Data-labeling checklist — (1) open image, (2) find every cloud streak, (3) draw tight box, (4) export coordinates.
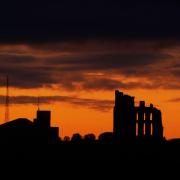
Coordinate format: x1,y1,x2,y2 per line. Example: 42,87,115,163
0,95,114,112
166,98,180,103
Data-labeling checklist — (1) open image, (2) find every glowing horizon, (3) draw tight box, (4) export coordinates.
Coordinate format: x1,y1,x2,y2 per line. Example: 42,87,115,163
0,86,179,140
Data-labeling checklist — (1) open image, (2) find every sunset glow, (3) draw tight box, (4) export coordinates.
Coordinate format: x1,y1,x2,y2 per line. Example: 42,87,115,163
0,40,179,139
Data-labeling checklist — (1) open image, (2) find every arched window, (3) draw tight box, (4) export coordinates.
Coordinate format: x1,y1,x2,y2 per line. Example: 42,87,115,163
151,123,153,136
136,123,138,136
143,112,146,121
136,112,139,121
150,113,153,121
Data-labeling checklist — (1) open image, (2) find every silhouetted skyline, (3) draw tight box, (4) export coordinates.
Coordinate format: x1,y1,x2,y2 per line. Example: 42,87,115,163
0,90,167,145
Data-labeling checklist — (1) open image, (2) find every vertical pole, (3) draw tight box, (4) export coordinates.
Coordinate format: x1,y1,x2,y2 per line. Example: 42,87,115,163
5,76,9,123
37,96,40,111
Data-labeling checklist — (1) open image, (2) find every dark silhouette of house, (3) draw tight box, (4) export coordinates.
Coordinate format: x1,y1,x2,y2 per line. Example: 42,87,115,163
0,110,59,144
113,90,164,142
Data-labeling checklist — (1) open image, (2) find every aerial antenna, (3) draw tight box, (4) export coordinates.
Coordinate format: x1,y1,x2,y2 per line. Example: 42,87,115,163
5,75,9,123
37,95,40,111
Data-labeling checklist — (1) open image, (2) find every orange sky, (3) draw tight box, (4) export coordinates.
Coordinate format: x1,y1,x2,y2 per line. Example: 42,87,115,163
0,41,179,139
0,87,179,140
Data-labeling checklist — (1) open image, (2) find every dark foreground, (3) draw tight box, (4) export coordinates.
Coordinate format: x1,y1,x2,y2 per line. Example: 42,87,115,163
0,141,179,179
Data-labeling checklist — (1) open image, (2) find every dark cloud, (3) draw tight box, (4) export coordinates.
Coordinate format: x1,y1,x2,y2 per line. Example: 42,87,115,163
47,52,170,71
0,54,37,64
0,65,58,88
0,2,179,95
0,95,113,112
0,40,179,90
0,1,180,43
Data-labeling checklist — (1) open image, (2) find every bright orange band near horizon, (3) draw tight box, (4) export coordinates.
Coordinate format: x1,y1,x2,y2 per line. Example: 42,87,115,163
0,87,179,140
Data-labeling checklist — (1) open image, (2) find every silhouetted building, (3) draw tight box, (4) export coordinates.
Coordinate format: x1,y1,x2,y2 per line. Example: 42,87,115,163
0,118,35,144
0,110,60,145
33,110,59,143
113,90,164,142
34,110,51,128
113,90,136,141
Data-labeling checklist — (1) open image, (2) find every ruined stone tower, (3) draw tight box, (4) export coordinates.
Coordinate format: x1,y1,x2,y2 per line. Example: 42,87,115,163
113,90,163,142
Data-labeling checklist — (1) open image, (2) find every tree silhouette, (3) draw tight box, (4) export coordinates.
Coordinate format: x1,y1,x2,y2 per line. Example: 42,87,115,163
84,133,96,143
71,133,83,143
63,136,71,143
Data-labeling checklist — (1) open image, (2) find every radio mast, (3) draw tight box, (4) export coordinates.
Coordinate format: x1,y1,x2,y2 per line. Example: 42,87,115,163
5,76,9,123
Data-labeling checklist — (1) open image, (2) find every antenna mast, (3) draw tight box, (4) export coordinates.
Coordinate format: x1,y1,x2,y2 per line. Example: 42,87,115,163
37,95,40,111
5,76,9,123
